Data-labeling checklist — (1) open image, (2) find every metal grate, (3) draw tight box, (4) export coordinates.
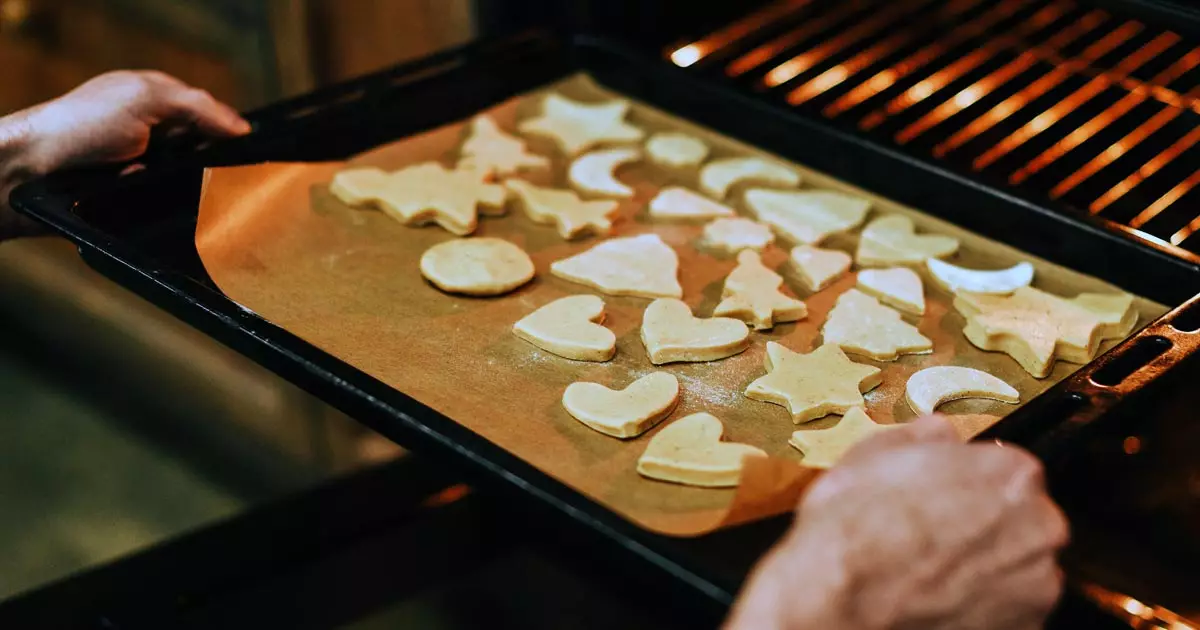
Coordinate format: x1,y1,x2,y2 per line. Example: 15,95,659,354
668,0,1200,257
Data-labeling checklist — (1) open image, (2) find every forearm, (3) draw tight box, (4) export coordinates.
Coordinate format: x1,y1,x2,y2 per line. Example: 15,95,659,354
0,108,50,240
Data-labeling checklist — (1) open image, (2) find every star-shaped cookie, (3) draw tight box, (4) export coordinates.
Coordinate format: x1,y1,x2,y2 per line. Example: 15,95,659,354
714,250,807,330
456,114,549,178
954,287,1137,378
330,163,506,236
745,342,882,424
789,407,900,468
518,93,645,155
505,179,619,240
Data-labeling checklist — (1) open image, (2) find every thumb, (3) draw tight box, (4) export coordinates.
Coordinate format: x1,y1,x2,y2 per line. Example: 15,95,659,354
841,414,959,463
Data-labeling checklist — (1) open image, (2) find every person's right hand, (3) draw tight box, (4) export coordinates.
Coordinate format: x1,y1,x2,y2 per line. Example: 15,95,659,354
726,416,1069,630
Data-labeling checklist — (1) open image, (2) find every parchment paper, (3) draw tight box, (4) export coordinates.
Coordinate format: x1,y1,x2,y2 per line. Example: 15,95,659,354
195,74,1166,536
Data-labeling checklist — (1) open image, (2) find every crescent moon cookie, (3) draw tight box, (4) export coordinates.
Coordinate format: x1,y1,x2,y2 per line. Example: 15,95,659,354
562,372,679,438
330,163,506,236
714,250,808,330
790,245,852,292
568,147,641,198
645,131,710,168
648,187,736,221
954,287,1137,378
744,189,871,245
822,289,933,361
701,217,776,254
641,298,751,364
505,179,619,240
927,259,1034,295
550,234,682,299
419,238,535,296
789,407,901,469
512,295,616,362
905,366,1019,416
699,157,801,199
745,342,882,424
856,267,926,316
856,215,960,267
518,93,645,155
636,412,766,488
456,114,549,178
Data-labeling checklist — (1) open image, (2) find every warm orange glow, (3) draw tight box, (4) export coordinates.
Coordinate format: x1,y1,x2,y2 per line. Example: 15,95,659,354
1170,210,1200,246
1122,436,1142,455
824,0,1035,118
669,0,815,69
1090,125,1200,214
978,31,1174,171
670,44,705,68
1052,106,1182,198
421,484,472,508
1130,168,1200,229
893,10,1105,143
786,0,984,106
727,1,863,77
1011,92,1146,184
933,20,1140,159
763,0,935,87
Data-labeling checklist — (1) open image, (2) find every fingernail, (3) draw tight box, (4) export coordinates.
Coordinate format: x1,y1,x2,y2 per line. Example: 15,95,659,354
234,118,252,134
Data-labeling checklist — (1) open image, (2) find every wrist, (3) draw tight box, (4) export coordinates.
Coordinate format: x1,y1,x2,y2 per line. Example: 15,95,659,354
0,108,54,239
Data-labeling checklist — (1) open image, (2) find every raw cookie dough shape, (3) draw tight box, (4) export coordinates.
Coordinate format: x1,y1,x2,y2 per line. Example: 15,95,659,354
641,298,751,364
822,289,933,360
330,163,507,236
562,372,680,438
857,267,926,316
550,234,682,298
905,366,1019,416
954,287,1137,378
419,238,535,296
512,295,616,361
714,250,808,330
701,217,776,253
926,259,1034,295
745,342,883,424
789,407,900,469
645,131,709,168
456,114,549,178
744,189,871,245
700,157,801,199
636,412,766,488
856,215,960,267
568,147,641,198
505,179,619,240
648,187,736,220
790,245,852,292
517,93,645,155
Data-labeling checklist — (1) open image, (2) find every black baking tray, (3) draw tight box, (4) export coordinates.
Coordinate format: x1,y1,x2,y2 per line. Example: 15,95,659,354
11,31,1200,625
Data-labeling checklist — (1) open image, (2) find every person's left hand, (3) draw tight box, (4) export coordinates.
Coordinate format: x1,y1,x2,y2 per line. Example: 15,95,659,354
20,70,251,172
0,70,250,237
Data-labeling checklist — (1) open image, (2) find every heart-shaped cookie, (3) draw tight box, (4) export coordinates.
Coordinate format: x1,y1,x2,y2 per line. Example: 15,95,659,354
641,298,750,364
512,295,616,361
562,372,679,438
856,215,959,267
637,412,766,487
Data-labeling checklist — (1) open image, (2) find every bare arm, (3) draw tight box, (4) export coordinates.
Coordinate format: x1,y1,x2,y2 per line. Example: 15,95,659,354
0,70,251,239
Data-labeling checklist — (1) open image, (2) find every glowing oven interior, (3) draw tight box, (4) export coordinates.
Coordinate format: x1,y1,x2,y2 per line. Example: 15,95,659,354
668,0,1200,256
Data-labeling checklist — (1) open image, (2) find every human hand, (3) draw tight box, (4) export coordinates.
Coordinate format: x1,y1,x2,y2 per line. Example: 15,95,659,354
0,70,250,237
726,416,1068,630
20,70,251,171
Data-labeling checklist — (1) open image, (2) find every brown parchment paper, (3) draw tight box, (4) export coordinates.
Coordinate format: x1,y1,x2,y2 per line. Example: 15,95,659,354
195,74,1166,537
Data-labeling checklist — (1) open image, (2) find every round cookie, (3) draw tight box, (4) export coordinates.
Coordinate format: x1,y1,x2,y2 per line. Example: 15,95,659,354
420,238,535,296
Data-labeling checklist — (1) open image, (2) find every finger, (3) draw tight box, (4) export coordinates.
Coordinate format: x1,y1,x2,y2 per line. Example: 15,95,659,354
163,86,252,136
842,414,959,463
